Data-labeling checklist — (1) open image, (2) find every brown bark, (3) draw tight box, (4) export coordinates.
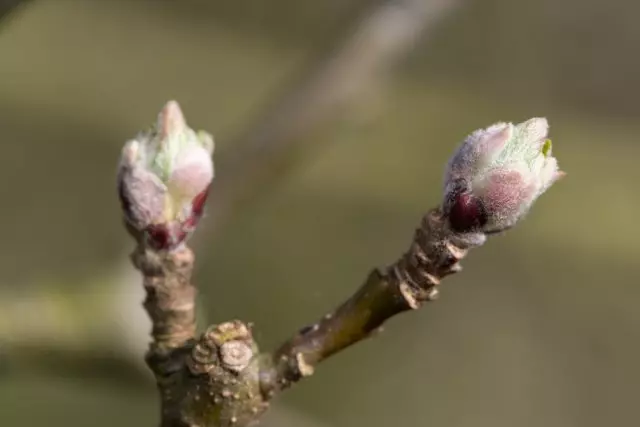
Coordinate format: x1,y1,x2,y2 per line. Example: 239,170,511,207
129,209,487,426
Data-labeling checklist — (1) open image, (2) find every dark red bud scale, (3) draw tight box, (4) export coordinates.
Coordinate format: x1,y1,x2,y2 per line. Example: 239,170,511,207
146,224,171,249
448,192,488,233
182,186,210,231
190,186,210,222
145,186,211,250
145,223,187,250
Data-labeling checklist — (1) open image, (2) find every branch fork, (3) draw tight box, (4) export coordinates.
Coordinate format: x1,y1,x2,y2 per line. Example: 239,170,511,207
119,102,563,427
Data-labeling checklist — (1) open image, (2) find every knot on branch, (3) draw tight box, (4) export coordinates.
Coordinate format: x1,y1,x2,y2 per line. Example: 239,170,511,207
390,209,483,308
188,321,256,376
180,321,270,427
220,341,253,373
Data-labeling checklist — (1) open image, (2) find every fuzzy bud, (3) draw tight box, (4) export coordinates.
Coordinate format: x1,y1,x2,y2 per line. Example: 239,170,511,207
117,101,214,250
443,118,563,233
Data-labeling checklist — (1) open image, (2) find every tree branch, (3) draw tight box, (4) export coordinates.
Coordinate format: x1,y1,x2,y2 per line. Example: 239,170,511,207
121,110,562,427
130,243,269,427
264,209,477,392
119,67,562,427
129,208,484,427
132,246,198,352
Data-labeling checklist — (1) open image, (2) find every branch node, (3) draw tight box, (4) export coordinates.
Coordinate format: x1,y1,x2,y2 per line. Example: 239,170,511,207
398,281,422,309
220,341,254,373
187,321,256,376
390,209,480,306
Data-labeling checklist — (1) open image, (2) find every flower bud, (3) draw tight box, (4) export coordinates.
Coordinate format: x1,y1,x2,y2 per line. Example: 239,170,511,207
117,101,214,250
443,118,563,233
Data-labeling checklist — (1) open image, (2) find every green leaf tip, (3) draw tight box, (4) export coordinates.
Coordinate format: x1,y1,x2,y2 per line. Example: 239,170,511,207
542,138,552,157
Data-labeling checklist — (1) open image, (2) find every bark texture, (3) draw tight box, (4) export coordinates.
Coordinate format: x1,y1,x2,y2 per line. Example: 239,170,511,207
130,209,486,426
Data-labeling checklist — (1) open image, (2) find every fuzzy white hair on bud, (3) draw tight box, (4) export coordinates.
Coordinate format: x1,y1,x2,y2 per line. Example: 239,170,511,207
117,101,215,250
443,118,563,234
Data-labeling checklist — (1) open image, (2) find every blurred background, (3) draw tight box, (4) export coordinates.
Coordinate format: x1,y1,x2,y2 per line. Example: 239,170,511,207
0,0,638,426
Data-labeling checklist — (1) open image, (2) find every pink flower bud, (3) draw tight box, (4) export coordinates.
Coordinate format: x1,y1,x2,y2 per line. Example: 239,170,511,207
117,101,215,250
443,118,563,233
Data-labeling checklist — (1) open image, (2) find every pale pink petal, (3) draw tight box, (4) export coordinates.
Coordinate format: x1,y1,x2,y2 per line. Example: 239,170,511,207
168,146,213,199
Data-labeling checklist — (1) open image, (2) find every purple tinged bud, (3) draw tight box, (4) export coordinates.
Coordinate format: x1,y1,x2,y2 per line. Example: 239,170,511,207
443,118,564,233
117,101,215,250
448,190,488,233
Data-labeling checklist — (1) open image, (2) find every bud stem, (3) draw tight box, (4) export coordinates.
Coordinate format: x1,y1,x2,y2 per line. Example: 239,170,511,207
266,209,483,393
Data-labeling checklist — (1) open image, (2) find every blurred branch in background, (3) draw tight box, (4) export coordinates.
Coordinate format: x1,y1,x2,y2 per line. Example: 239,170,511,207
0,0,28,24
208,0,462,232
0,0,464,376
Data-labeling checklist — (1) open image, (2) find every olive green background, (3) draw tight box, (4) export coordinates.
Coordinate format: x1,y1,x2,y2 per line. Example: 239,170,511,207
0,1,638,426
